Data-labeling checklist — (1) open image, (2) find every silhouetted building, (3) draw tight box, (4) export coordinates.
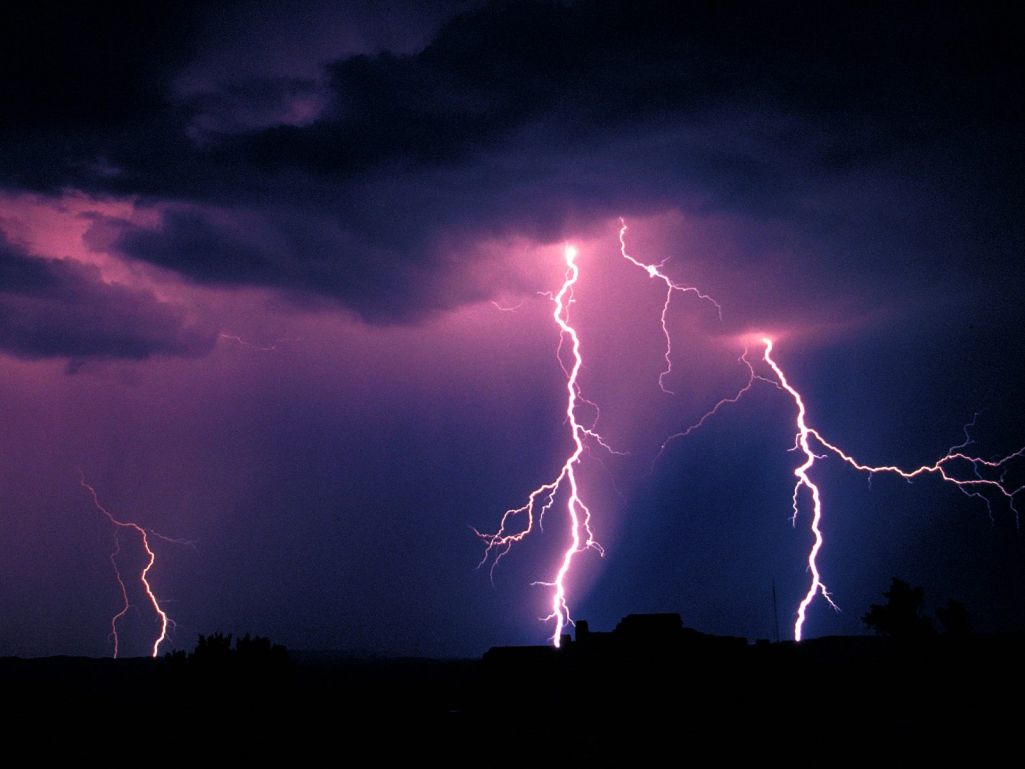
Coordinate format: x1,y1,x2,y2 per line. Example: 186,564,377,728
484,612,747,667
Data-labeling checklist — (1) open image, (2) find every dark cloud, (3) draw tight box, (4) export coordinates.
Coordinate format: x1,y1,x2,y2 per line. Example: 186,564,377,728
111,206,453,323
182,76,325,142
0,1,208,190
0,233,216,364
0,2,200,128
3,1,1023,323
175,0,480,94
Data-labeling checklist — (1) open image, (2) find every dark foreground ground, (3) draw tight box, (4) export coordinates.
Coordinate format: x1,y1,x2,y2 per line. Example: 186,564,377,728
4,632,1021,758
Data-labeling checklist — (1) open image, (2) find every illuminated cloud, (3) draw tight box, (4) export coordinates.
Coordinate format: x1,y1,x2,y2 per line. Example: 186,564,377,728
0,233,215,365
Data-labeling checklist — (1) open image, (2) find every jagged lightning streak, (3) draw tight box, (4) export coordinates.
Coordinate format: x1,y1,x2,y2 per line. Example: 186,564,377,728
475,245,605,647
759,338,1024,640
618,219,722,393
648,328,1023,641
80,472,173,658
761,339,839,640
654,346,780,465
809,429,1025,524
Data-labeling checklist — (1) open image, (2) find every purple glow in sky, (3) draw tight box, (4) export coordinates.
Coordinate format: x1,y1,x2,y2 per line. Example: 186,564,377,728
0,1,1022,657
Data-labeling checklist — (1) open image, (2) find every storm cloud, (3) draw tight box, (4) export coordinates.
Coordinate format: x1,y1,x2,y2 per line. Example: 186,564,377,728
3,1,1020,324
0,233,215,363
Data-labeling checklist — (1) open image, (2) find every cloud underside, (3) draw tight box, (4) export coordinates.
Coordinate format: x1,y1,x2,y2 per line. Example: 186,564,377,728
1,1,1021,324
0,234,214,363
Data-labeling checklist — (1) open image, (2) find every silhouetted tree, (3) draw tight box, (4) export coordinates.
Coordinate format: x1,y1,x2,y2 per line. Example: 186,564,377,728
187,631,288,675
192,632,233,666
862,578,934,638
936,599,972,637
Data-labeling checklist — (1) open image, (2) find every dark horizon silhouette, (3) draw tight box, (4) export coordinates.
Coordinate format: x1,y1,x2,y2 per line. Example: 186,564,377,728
6,596,1022,757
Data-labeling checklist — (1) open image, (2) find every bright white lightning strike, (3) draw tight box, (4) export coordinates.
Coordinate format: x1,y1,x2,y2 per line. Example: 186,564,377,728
761,338,839,640
476,244,606,647
760,338,1025,639
661,335,1025,641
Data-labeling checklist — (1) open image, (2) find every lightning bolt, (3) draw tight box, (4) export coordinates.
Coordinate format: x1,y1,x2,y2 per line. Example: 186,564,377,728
760,339,839,640
475,245,606,647
80,472,175,658
617,218,722,393
637,325,1021,641
760,338,1024,640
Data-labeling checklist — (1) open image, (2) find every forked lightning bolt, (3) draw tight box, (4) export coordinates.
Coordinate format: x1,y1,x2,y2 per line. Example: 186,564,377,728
760,338,1025,639
80,472,174,658
476,245,606,647
659,334,1025,641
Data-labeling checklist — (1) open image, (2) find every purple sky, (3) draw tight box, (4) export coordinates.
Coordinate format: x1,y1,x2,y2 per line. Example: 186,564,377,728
1,1,1023,657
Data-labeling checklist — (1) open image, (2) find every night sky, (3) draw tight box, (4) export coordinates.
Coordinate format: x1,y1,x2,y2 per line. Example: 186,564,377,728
1,1,1023,658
